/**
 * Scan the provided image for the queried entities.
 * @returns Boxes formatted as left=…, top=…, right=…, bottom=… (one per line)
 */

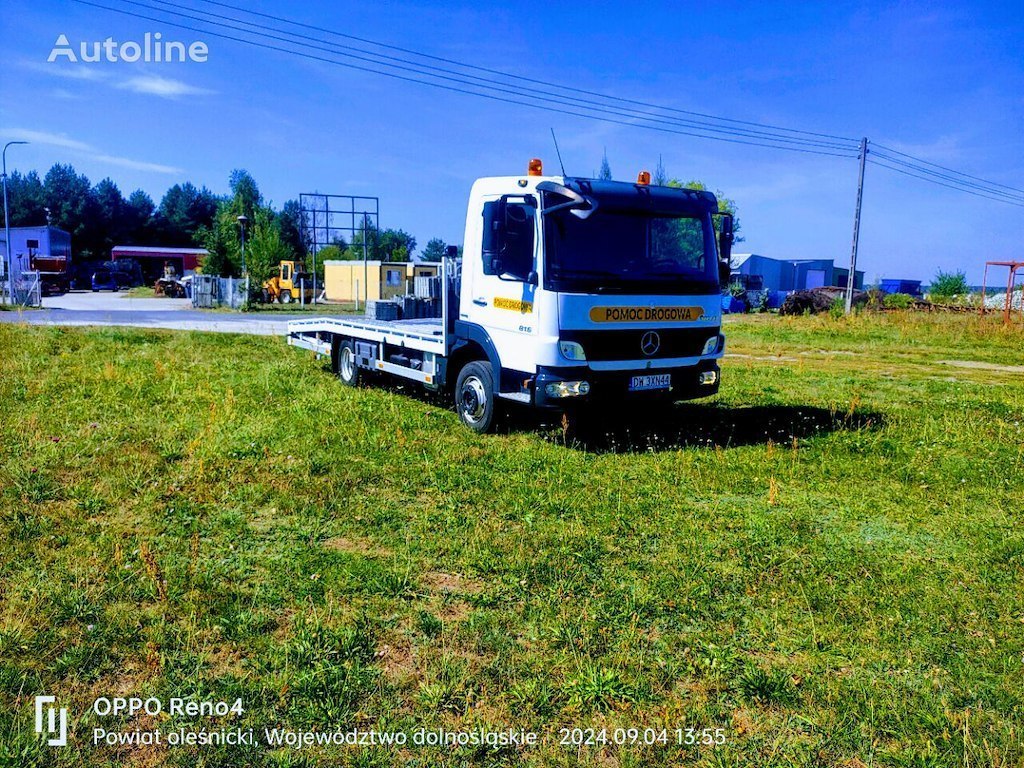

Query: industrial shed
left=732, top=254, right=865, bottom=292
left=323, top=260, right=439, bottom=302
left=111, top=245, right=208, bottom=283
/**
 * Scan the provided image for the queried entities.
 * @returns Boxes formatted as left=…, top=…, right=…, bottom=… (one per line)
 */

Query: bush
left=829, top=296, right=845, bottom=319
left=884, top=292, right=913, bottom=309
left=929, top=269, right=968, bottom=299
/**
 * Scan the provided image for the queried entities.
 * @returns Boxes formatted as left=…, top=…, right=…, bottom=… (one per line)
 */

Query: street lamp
left=236, top=214, right=248, bottom=277
left=3, top=140, right=29, bottom=305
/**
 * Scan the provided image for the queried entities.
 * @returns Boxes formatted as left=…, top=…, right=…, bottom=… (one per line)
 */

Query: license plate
left=628, top=374, right=671, bottom=391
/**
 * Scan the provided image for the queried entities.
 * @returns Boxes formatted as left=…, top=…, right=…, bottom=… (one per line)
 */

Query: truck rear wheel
left=336, top=340, right=360, bottom=387
left=280, top=291, right=292, bottom=304
left=455, top=361, right=496, bottom=433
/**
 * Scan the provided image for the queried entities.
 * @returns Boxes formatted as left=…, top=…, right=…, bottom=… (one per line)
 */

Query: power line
left=867, top=158, right=1024, bottom=208
left=103, top=0, right=859, bottom=154
left=72, top=0, right=860, bottom=157
left=70, top=0, right=1024, bottom=210
left=874, top=142, right=1024, bottom=196
left=189, top=0, right=860, bottom=144
left=143, top=0, right=857, bottom=149
left=872, top=150, right=1024, bottom=203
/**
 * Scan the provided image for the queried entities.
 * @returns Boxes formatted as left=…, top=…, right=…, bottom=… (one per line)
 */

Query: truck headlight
left=702, top=335, right=721, bottom=355
left=558, top=340, right=587, bottom=361
left=545, top=380, right=591, bottom=398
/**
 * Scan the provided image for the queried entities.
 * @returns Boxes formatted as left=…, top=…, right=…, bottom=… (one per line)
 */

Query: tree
left=929, top=269, right=968, bottom=299
left=598, top=149, right=612, bottom=180
left=345, top=218, right=416, bottom=261
left=124, top=190, right=156, bottom=243
left=345, top=216, right=378, bottom=261
left=378, top=228, right=416, bottom=262
left=198, top=203, right=240, bottom=277
left=43, top=164, right=101, bottom=257
left=653, top=155, right=668, bottom=187
left=228, top=169, right=261, bottom=221
left=315, top=244, right=344, bottom=261
left=156, top=182, right=220, bottom=245
left=4, top=171, right=47, bottom=226
left=244, top=207, right=294, bottom=287
left=93, top=178, right=127, bottom=252
left=670, top=178, right=743, bottom=244
left=278, top=199, right=308, bottom=257
left=421, top=237, right=448, bottom=261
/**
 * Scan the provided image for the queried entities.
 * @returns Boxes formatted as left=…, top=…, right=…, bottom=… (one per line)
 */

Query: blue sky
left=2, top=1, right=1022, bottom=282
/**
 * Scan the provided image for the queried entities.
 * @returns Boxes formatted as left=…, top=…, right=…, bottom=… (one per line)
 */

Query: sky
left=2, top=0, right=1022, bottom=283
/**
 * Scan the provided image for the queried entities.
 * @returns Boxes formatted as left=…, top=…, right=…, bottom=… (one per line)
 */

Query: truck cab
left=447, top=163, right=730, bottom=428
left=287, top=160, right=732, bottom=433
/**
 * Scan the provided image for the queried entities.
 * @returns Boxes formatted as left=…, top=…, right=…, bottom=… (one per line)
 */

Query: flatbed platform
left=286, top=315, right=446, bottom=357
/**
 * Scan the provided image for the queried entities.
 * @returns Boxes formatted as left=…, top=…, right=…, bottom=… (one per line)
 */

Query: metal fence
left=191, top=275, right=249, bottom=309
left=5, top=271, right=42, bottom=307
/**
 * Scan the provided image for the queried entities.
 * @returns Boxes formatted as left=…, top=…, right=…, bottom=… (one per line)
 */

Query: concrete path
left=0, top=291, right=308, bottom=336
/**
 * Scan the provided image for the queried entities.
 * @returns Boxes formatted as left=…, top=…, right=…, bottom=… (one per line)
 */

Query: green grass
left=125, top=286, right=158, bottom=299
left=1, top=312, right=1022, bottom=767
left=244, top=301, right=361, bottom=314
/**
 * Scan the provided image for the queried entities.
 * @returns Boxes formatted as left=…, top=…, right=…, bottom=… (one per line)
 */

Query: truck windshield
left=543, top=206, right=720, bottom=295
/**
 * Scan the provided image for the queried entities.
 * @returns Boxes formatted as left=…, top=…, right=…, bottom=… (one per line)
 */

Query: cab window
left=482, top=198, right=536, bottom=281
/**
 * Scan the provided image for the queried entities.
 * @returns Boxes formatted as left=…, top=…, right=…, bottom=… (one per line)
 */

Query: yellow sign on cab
left=589, top=306, right=704, bottom=323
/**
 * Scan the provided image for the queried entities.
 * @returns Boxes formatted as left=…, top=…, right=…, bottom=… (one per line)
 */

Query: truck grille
left=560, top=327, right=718, bottom=361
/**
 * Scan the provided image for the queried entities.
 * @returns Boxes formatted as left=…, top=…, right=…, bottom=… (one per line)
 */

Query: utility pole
left=3, top=141, right=29, bottom=306
left=845, top=136, right=868, bottom=313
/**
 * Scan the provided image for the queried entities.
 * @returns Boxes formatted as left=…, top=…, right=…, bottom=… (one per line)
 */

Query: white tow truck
left=287, top=159, right=733, bottom=433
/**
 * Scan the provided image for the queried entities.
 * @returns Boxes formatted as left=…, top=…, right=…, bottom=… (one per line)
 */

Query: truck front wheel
left=336, top=340, right=361, bottom=387
left=455, top=361, right=496, bottom=433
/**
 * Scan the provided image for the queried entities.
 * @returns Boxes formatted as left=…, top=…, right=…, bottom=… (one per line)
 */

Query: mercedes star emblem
left=640, top=331, right=660, bottom=356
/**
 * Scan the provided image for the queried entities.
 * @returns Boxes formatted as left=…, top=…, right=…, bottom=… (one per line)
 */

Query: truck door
left=469, top=195, right=539, bottom=372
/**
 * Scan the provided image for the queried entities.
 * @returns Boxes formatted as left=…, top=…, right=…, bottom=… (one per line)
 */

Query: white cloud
left=91, top=154, right=181, bottom=174
left=19, top=60, right=109, bottom=82
left=117, top=74, right=214, bottom=98
left=6, top=128, right=93, bottom=152
left=19, top=59, right=214, bottom=99
left=1, top=127, right=182, bottom=175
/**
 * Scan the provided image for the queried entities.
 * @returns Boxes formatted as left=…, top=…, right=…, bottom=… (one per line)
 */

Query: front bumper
left=533, top=360, right=721, bottom=408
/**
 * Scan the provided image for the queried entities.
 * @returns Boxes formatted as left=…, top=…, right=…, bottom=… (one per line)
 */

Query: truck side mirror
left=445, top=245, right=459, bottom=257
left=482, top=199, right=507, bottom=275
left=719, top=261, right=732, bottom=288
left=717, top=213, right=734, bottom=287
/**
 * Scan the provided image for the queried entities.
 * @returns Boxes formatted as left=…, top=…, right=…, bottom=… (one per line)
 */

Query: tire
left=280, top=291, right=292, bottom=304
left=335, top=339, right=360, bottom=387
left=455, top=360, right=496, bottom=433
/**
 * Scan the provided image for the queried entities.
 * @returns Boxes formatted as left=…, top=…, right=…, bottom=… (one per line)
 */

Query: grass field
left=1, top=313, right=1022, bottom=767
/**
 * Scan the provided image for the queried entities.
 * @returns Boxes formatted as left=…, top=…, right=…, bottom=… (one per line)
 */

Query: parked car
left=91, top=269, right=131, bottom=292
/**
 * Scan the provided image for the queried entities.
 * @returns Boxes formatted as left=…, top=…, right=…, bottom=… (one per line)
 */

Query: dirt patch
left=937, top=359, right=1024, bottom=374
left=200, top=644, right=247, bottom=678
left=322, top=536, right=392, bottom=557
left=731, top=707, right=757, bottom=736
left=437, top=600, right=472, bottom=623
left=376, top=641, right=419, bottom=682
left=422, top=571, right=483, bottom=594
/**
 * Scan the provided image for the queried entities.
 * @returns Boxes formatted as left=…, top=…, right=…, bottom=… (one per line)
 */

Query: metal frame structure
left=298, top=193, right=380, bottom=305
left=980, top=260, right=1024, bottom=324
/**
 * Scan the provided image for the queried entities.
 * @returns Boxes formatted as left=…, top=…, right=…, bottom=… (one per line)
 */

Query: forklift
left=262, top=260, right=315, bottom=304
